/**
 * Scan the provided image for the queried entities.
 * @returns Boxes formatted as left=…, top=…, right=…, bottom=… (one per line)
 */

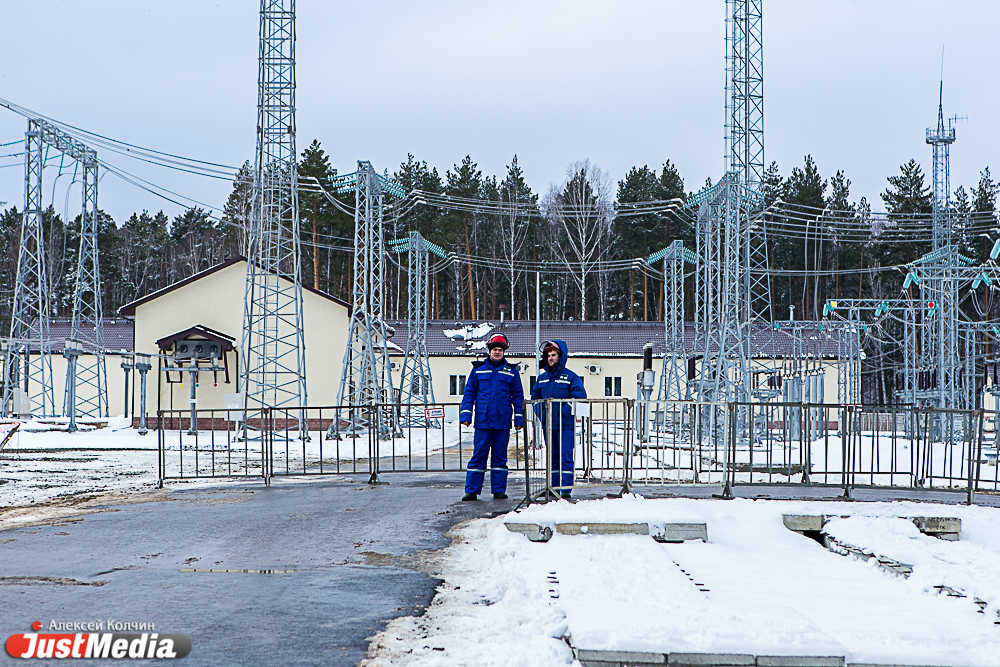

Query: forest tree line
left=0, top=140, right=997, bottom=336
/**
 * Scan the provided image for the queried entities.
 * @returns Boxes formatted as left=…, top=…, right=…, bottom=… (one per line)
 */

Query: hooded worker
left=530, top=339, right=586, bottom=498
left=459, top=332, right=524, bottom=501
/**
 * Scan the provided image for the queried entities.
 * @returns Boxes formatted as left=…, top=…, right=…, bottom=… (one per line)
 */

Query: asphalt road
left=0, top=473, right=513, bottom=666
left=3, top=471, right=996, bottom=666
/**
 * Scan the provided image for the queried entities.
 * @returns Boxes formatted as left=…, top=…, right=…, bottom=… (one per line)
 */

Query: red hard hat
left=486, top=333, right=510, bottom=350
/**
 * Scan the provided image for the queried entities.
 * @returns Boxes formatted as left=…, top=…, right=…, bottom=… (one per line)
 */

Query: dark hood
left=542, top=339, right=569, bottom=374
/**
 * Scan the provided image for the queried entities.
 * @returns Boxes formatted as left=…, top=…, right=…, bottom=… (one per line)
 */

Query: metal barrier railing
left=157, top=402, right=994, bottom=505
left=158, top=403, right=522, bottom=485
left=266, top=403, right=492, bottom=482
left=156, top=408, right=269, bottom=485
left=520, top=398, right=632, bottom=502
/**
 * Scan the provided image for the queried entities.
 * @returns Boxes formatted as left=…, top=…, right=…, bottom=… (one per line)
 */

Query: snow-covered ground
left=363, top=496, right=1000, bottom=666
left=0, top=418, right=480, bottom=529
left=0, top=418, right=164, bottom=530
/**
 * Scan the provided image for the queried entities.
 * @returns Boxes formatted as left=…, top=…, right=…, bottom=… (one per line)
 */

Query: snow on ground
left=0, top=418, right=158, bottom=506
left=364, top=496, right=1000, bottom=666
left=1, top=418, right=475, bottom=529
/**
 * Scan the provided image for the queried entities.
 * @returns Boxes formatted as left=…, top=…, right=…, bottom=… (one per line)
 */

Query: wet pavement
left=3, top=472, right=996, bottom=665
left=0, top=473, right=510, bottom=666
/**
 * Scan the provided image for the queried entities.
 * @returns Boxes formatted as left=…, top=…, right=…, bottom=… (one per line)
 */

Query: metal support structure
left=65, top=140, right=107, bottom=420
left=329, top=162, right=400, bottom=440
left=5, top=120, right=55, bottom=417
left=691, top=0, right=770, bottom=416
left=240, top=0, right=308, bottom=435
left=657, top=241, right=689, bottom=402
left=916, top=84, right=962, bottom=411
left=136, top=354, right=151, bottom=436
left=393, top=231, right=447, bottom=422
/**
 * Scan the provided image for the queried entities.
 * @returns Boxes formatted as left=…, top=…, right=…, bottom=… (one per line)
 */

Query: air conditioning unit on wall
left=586, top=364, right=601, bottom=375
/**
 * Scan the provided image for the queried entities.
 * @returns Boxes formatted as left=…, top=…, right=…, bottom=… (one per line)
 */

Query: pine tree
left=879, top=159, right=932, bottom=268
left=496, top=156, right=536, bottom=319
left=445, top=156, right=483, bottom=319
left=298, top=140, right=336, bottom=292
left=221, top=161, right=253, bottom=255
left=615, top=166, right=658, bottom=320
left=881, top=159, right=932, bottom=216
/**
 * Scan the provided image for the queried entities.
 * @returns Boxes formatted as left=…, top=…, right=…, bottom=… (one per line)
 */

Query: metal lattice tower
left=4, top=120, right=55, bottom=417
left=726, top=0, right=764, bottom=188
left=64, top=130, right=107, bottom=421
left=691, top=0, right=770, bottom=407
left=393, top=231, right=447, bottom=417
left=330, top=162, right=399, bottom=439
left=928, top=83, right=956, bottom=253
left=240, top=0, right=309, bottom=422
left=728, top=0, right=771, bottom=323
left=915, top=84, right=963, bottom=409
left=656, top=241, right=689, bottom=401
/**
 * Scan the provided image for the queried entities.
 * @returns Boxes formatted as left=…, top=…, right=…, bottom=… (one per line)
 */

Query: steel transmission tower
left=915, top=83, right=963, bottom=410
left=392, top=231, right=447, bottom=419
left=64, top=131, right=107, bottom=423
left=692, top=0, right=768, bottom=405
left=329, top=162, right=401, bottom=439
left=240, top=0, right=309, bottom=425
left=656, top=241, right=690, bottom=402
left=4, top=121, right=55, bottom=417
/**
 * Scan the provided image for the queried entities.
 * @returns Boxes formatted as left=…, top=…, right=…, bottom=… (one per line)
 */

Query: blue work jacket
left=530, top=339, right=587, bottom=429
left=460, top=357, right=525, bottom=429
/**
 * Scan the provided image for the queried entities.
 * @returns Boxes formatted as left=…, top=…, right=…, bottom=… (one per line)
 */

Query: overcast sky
left=0, top=1, right=997, bottom=225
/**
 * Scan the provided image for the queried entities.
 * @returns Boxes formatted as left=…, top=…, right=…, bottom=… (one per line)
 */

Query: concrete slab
left=911, top=516, right=960, bottom=540
left=782, top=514, right=825, bottom=532
left=557, top=522, right=650, bottom=536
left=577, top=648, right=666, bottom=665
left=756, top=657, right=845, bottom=666
left=504, top=522, right=553, bottom=542
left=669, top=654, right=755, bottom=666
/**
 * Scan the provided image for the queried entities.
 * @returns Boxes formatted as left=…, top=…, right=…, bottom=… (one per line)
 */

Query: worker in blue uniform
left=531, top=340, right=586, bottom=499
left=460, top=333, right=524, bottom=501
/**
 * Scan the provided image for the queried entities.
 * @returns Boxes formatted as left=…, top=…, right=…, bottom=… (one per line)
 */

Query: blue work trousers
left=465, top=428, right=510, bottom=494
left=548, top=428, right=575, bottom=491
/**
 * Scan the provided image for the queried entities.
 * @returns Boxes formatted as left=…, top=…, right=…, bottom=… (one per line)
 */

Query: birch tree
left=544, top=160, right=613, bottom=321
left=497, top=156, right=536, bottom=319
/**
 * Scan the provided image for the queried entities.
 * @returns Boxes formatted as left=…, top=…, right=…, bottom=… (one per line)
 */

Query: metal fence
left=520, top=398, right=633, bottom=502
left=156, top=408, right=268, bottom=485
left=158, top=402, right=522, bottom=485
left=158, top=401, right=997, bottom=504
left=517, top=398, right=994, bottom=503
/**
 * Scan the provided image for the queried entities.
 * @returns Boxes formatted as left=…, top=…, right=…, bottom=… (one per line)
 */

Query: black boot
left=493, top=492, right=508, bottom=500
left=462, top=493, right=478, bottom=501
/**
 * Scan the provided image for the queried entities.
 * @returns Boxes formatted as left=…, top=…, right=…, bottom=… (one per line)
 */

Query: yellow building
left=118, top=257, right=351, bottom=416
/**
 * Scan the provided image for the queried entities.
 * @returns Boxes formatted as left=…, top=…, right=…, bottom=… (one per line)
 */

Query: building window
left=605, top=376, right=622, bottom=397
left=449, top=374, right=466, bottom=396
left=411, top=375, right=430, bottom=395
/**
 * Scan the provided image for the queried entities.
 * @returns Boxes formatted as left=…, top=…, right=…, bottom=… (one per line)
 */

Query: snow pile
left=442, top=323, right=493, bottom=341
left=366, top=497, right=1000, bottom=666
left=361, top=518, right=577, bottom=666
left=825, top=512, right=1000, bottom=613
